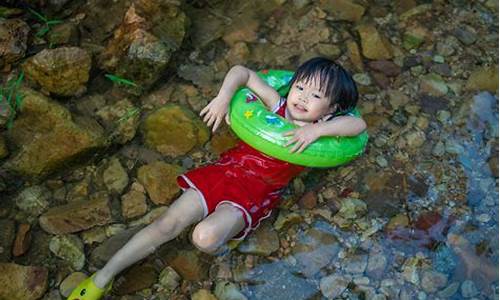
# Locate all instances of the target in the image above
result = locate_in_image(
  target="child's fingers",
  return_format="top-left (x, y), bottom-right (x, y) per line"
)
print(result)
top-left (296, 142), bottom-right (309, 153)
top-left (203, 111), bottom-right (212, 123)
top-left (199, 104), bottom-right (209, 116)
top-left (225, 113), bottom-right (231, 125)
top-left (284, 136), bottom-right (298, 147)
top-left (206, 114), bottom-right (216, 128)
top-left (289, 140), bottom-right (303, 153)
top-left (213, 117), bottom-right (222, 132)
top-left (282, 130), bottom-right (295, 136)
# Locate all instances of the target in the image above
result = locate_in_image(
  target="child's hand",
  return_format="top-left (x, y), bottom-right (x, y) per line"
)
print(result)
top-left (283, 124), bottom-right (321, 153)
top-left (200, 96), bottom-right (231, 132)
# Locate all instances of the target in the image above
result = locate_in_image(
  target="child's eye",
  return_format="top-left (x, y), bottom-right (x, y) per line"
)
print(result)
top-left (295, 85), bottom-right (304, 91)
top-left (312, 94), bottom-right (321, 99)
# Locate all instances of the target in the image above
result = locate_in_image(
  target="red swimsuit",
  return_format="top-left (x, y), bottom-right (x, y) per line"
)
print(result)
top-left (177, 98), bottom-right (304, 239)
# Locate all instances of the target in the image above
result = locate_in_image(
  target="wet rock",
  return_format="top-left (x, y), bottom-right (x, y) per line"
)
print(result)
top-left (178, 64), bottom-right (216, 88)
top-left (158, 266), bottom-right (181, 293)
top-left (404, 129), bottom-right (426, 148)
top-left (189, 9), bottom-right (225, 48)
top-left (399, 4), bottom-right (432, 21)
top-left (420, 270), bottom-right (448, 293)
top-left (42, 289), bottom-right (63, 300)
top-left (102, 157), bottom-right (129, 195)
top-left (401, 256), bottom-right (425, 285)
top-left (488, 154), bottom-right (498, 177)
top-left (143, 105), bottom-right (209, 157)
top-left (99, 1), bottom-right (188, 89)
top-left (291, 225), bottom-right (340, 277)
top-left (49, 234), bottom-right (85, 270)
top-left (337, 198), bottom-right (367, 220)
top-left (0, 18), bottom-right (30, 67)
top-left (343, 253), bottom-right (368, 274)
top-left (209, 127), bottom-right (239, 155)
top-left (298, 190), bottom-right (318, 209)
top-left (23, 47), bottom-right (91, 96)
top-left (193, 289), bottom-right (218, 300)
top-left (90, 226), bottom-right (142, 267)
top-left (436, 36), bottom-right (461, 57)
top-left (164, 249), bottom-right (209, 281)
top-left (356, 23), bottom-right (393, 60)
top-left (0, 263), bottom-right (48, 300)
top-left (430, 63), bottom-right (452, 77)
top-left (59, 272), bottom-right (88, 297)
top-left (346, 40), bottom-right (364, 72)
top-left (366, 253), bottom-right (387, 278)
top-left (0, 219), bottom-right (15, 261)
top-left (318, 0), bottom-right (365, 22)
top-left (353, 73), bottom-right (372, 86)
top-left (47, 22), bottom-right (79, 47)
top-left (214, 281), bottom-right (247, 300)
top-left (15, 185), bottom-right (51, 217)
top-left (368, 60), bottom-right (401, 77)
top-left (226, 42), bottom-right (251, 66)
top-left (420, 73), bottom-right (448, 96)
top-left (387, 89), bottom-right (410, 110)
top-left (385, 213), bottom-right (410, 233)
top-left (437, 281), bottom-right (460, 298)
top-left (460, 280), bottom-right (479, 298)
top-left (137, 161), bottom-right (181, 205)
top-left (452, 26), bottom-right (477, 46)
top-left (121, 182), bottom-right (148, 219)
top-left (114, 263), bottom-right (157, 296)
top-left (320, 274), bottom-right (350, 299)
top-left (403, 25), bottom-right (428, 50)
top-left (465, 65), bottom-right (499, 92)
top-left (12, 223), bottom-right (31, 257)
top-left (447, 233), bottom-right (498, 291)
top-left (273, 210), bottom-right (303, 231)
top-left (223, 17), bottom-right (259, 46)
top-left (95, 99), bottom-right (140, 144)
top-left (39, 196), bottom-right (112, 234)
top-left (418, 94), bottom-right (448, 114)
top-left (4, 88), bottom-right (106, 179)
top-left (237, 221), bottom-right (280, 256)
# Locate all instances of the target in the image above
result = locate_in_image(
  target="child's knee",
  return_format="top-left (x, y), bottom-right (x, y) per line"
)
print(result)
top-left (191, 223), bottom-right (222, 253)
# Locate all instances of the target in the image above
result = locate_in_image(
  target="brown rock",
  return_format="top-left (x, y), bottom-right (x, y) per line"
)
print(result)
top-left (143, 105), bottom-right (209, 157)
top-left (209, 127), bottom-right (239, 155)
top-left (319, 0), bottom-right (366, 22)
top-left (371, 71), bottom-right (391, 89)
top-left (0, 19), bottom-right (30, 67)
top-left (223, 17), bottom-right (259, 46)
top-left (465, 65), bottom-right (499, 92)
top-left (0, 219), bottom-right (15, 261)
top-left (137, 161), bottom-right (181, 205)
top-left (346, 40), bottom-right (364, 72)
top-left (356, 23), bottom-right (393, 60)
top-left (121, 182), bottom-right (148, 219)
top-left (22, 47), bottom-right (91, 96)
top-left (114, 263), bottom-right (157, 296)
top-left (0, 134), bottom-right (7, 159)
top-left (225, 42), bottom-right (250, 66)
top-left (165, 249), bottom-right (209, 281)
top-left (298, 191), bottom-right (318, 209)
top-left (368, 60), bottom-right (401, 77)
top-left (488, 153), bottom-right (498, 178)
top-left (39, 196), bottom-right (112, 234)
top-left (0, 263), bottom-right (48, 300)
top-left (12, 223), bottom-right (31, 257)
top-left (192, 289), bottom-right (218, 300)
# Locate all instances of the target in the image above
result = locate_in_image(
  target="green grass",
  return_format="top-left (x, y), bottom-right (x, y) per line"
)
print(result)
top-left (104, 74), bottom-right (139, 87)
top-left (0, 71), bottom-right (25, 129)
top-left (27, 8), bottom-right (63, 38)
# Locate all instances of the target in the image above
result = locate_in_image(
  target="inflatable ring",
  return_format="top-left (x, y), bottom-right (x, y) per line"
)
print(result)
top-left (229, 69), bottom-right (368, 167)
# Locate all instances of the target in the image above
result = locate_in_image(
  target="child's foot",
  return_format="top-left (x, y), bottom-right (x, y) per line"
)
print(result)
top-left (67, 273), bottom-right (113, 300)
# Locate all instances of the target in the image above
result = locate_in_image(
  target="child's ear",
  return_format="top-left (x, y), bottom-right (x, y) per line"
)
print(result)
top-left (329, 103), bottom-right (338, 114)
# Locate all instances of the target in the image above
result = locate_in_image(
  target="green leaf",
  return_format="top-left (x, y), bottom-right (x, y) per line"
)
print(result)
top-left (104, 74), bottom-right (138, 87)
top-left (36, 26), bottom-right (50, 37)
top-left (28, 8), bottom-right (47, 22)
top-left (46, 20), bottom-right (63, 25)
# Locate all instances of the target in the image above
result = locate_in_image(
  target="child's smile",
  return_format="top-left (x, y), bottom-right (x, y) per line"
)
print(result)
top-left (286, 77), bottom-right (333, 125)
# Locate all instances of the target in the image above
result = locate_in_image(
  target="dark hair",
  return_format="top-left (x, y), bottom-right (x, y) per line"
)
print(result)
top-left (289, 57), bottom-right (358, 116)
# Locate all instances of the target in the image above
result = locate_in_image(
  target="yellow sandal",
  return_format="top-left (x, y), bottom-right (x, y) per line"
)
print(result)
top-left (67, 274), bottom-right (113, 300)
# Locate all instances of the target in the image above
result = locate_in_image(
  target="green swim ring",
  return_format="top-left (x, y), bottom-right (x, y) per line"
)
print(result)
top-left (229, 69), bottom-right (368, 167)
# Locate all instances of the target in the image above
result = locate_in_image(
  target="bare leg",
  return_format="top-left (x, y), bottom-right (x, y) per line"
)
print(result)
top-left (93, 188), bottom-right (204, 288)
top-left (191, 203), bottom-right (246, 254)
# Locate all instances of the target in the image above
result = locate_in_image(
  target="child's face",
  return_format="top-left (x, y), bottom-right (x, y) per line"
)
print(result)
top-left (286, 77), bottom-right (334, 123)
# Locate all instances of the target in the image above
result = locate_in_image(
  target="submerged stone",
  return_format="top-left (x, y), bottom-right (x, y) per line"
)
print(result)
top-left (0, 263), bottom-right (48, 300)
top-left (137, 161), bottom-right (181, 205)
top-left (49, 234), bottom-right (85, 270)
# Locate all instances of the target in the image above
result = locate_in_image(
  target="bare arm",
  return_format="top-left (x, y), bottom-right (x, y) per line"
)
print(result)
top-left (200, 65), bottom-right (280, 132)
top-left (284, 116), bottom-right (367, 153)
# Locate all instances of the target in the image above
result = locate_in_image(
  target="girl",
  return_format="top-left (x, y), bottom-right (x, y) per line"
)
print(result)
top-left (68, 57), bottom-right (367, 299)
